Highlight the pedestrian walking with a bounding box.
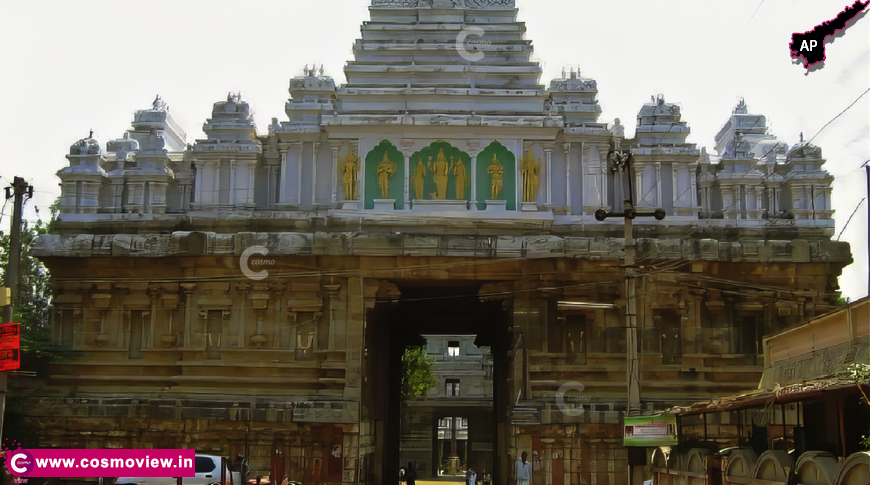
[465,468,477,485]
[514,451,531,485]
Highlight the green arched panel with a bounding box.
[364,140,405,210]
[410,141,472,201]
[476,141,516,210]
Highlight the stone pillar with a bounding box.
[210,161,220,205]
[312,142,320,206]
[467,140,481,210]
[330,144,340,203]
[181,283,197,347]
[401,140,415,209]
[516,141,523,211]
[544,147,553,205]
[345,277,365,401]
[654,162,662,207]
[563,142,571,214]
[247,163,255,207]
[598,145,610,208]
[470,154,478,209]
[279,149,288,204]
[296,143,304,205]
[194,162,204,206]
[690,164,698,209]
[358,141,366,208]
[229,159,236,206]
[635,163,644,206]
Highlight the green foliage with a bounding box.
[836,296,851,306]
[401,346,437,400]
[1,212,63,366]
[862,434,870,451]
[840,363,870,383]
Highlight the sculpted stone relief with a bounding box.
[364,140,405,209]
[341,148,360,200]
[375,151,397,198]
[476,141,515,209]
[519,149,539,202]
[488,154,505,200]
[410,142,471,201]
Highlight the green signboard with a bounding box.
[623,414,678,447]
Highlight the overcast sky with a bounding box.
[0,0,867,299]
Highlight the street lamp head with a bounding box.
[654,209,667,221]
[594,209,608,221]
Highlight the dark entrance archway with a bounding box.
[363,281,511,484]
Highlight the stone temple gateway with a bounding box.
[16,1,851,484]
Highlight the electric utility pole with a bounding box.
[595,138,665,417]
[1,176,32,442]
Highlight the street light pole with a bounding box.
[595,139,665,418]
[2,176,32,443]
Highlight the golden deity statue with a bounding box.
[452,156,468,199]
[375,151,397,199]
[429,147,450,199]
[413,157,427,199]
[340,149,360,200]
[520,148,540,202]
[487,153,504,200]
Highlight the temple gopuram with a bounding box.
[13,1,852,484]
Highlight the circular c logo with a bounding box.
[556,381,587,417]
[6,450,35,477]
[240,245,270,281]
[456,26,486,62]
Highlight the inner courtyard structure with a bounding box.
[10,1,853,484]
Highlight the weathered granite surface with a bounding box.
[33,231,852,263]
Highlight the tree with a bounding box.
[0,202,60,367]
[401,346,437,400]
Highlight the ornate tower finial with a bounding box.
[89,129,94,139]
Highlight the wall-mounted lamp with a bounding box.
[557,301,616,310]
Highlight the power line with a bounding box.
[836,197,866,241]
[806,88,870,146]
[748,0,766,25]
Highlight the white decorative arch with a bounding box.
[723,449,758,481]
[834,452,870,485]
[754,450,793,483]
[685,448,710,474]
[795,451,839,485]
[652,448,669,469]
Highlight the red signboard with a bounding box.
[0,323,21,371]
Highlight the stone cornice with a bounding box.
[33,231,851,265]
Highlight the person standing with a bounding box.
[405,462,417,485]
[514,451,531,485]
